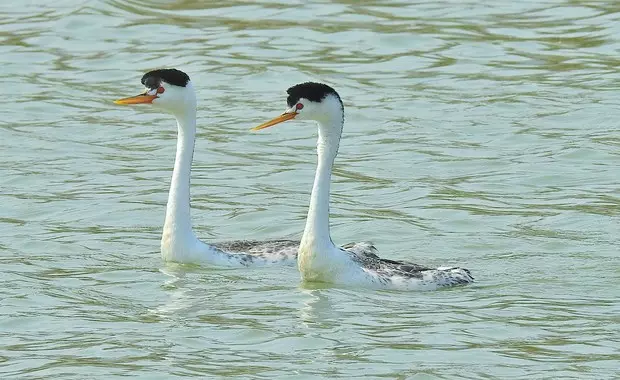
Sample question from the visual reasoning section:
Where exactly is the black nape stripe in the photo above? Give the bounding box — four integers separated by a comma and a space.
141, 68, 190, 89
286, 82, 341, 107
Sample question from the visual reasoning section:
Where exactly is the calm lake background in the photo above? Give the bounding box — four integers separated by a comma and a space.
1, 0, 619, 378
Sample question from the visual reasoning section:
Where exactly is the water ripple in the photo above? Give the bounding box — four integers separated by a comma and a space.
0, 0, 618, 378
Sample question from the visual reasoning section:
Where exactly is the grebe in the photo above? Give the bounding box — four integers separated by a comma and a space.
114, 69, 299, 266
252, 82, 474, 289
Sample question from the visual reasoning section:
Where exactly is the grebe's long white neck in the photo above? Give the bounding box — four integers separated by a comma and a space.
289, 92, 345, 279
299, 115, 342, 268
163, 105, 198, 246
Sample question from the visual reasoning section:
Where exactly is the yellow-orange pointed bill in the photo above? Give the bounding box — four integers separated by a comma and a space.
251, 112, 297, 131
114, 93, 157, 105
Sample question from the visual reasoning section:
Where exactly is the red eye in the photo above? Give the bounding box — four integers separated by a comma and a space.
296, 103, 304, 110
157, 87, 165, 94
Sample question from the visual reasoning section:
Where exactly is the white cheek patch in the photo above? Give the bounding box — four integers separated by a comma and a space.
145, 88, 157, 96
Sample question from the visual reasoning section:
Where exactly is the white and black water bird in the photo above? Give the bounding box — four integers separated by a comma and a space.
114, 69, 300, 266
252, 82, 474, 289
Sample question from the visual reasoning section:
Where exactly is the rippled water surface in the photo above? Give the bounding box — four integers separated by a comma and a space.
1, 0, 619, 378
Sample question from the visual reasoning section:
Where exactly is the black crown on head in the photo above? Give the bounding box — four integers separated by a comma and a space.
286, 82, 341, 107
141, 68, 190, 89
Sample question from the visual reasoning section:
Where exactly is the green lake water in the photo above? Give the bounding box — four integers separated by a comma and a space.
1, 1, 618, 378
